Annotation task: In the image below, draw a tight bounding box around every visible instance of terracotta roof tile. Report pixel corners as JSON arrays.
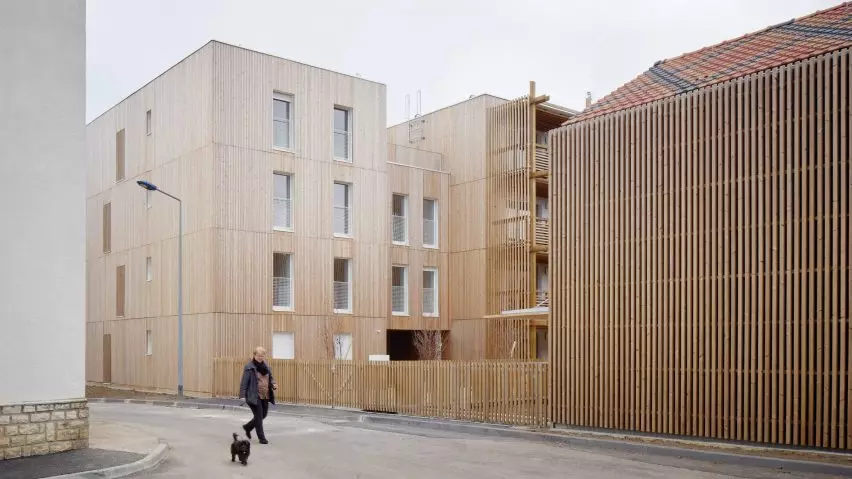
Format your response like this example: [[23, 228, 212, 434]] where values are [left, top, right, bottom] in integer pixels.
[[571, 2, 852, 122]]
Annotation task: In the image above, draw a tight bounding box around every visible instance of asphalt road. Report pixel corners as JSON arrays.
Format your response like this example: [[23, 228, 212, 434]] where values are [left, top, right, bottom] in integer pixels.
[[90, 403, 844, 479]]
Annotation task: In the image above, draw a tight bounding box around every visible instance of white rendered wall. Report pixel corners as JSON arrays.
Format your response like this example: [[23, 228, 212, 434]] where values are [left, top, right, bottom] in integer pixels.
[[0, 0, 86, 404]]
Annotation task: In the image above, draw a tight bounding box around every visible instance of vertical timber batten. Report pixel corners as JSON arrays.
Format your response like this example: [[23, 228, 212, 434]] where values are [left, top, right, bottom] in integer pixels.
[[550, 48, 851, 449]]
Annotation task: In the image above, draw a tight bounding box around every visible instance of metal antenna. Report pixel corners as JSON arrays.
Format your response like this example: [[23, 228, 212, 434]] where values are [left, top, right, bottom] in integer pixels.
[[416, 90, 422, 115], [405, 94, 410, 120]]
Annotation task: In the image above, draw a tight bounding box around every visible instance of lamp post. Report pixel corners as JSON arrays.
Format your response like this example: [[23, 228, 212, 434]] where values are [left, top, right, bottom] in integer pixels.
[[137, 180, 184, 397]]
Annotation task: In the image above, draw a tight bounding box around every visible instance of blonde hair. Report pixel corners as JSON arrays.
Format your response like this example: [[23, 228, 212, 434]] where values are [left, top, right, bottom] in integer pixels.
[[253, 346, 266, 356]]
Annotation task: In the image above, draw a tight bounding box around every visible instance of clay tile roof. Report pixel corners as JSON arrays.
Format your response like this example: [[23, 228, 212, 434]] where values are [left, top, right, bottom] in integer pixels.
[[571, 2, 852, 123]]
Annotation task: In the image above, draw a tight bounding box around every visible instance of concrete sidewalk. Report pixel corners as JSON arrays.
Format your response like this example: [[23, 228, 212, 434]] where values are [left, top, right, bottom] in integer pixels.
[[0, 419, 165, 479]]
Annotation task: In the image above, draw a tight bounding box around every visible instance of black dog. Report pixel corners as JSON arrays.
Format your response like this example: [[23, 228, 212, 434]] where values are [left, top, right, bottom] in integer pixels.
[[231, 432, 251, 465]]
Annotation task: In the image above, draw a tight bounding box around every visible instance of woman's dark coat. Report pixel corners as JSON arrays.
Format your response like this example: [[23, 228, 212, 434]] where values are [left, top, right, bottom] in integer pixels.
[[239, 361, 276, 406]]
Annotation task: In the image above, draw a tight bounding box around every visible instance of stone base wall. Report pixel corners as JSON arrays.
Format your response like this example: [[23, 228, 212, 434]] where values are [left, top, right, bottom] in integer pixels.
[[0, 399, 89, 460]]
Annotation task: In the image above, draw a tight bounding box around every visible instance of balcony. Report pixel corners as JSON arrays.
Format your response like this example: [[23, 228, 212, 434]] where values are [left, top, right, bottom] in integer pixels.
[[535, 217, 549, 246]]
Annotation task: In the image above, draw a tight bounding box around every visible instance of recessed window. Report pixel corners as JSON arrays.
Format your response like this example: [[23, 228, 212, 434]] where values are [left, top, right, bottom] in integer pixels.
[[333, 107, 351, 161], [272, 332, 295, 360], [391, 265, 408, 316], [273, 253, 293, 311], [333, 258, 352, 313], [103, 202, 111, 254], [146, 256, 152, 282], [273, 93, 293, 150], [116, 265, 126, 318], [333, 182, 352, 237], [146, 110, 152, 136], [146, 330, 153, 356], [273, 173, 293, 231], [333, 333, 353, 360], [423, 199, 438, 248], [145, 189, 152, 209], [392, 194, 408, 245], [423, 268, 438, 317], [116, 129, 125, 182]]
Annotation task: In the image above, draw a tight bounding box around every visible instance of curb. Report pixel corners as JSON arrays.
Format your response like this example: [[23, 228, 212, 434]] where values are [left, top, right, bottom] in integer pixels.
[[360, 414, 852, 477], [43, 443, 168, 479], [89, 397, 363, 418]]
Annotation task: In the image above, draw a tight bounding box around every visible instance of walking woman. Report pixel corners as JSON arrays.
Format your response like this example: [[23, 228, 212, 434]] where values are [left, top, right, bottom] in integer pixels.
[[239, 346, 277, 444]]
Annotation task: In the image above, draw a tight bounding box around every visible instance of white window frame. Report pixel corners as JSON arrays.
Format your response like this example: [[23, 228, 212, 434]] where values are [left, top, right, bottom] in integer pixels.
[[391, 194, 408, 245], [422, 267, 438, 317], [333, 333, 353, 360], [333, 258, 352, 314], [273, 92, 294, 151], [423, 198, 438, 248], [333, 182, 352, 237], [272, 332, 295, 360], [333, 106, 352, 162], [391, 265, 409, 316], [145, 256, 153, 282], [146, 330, 153, 356], [273, 252, 294, 312], [273, 172, 293, 232], [146, 109, 152, 136]]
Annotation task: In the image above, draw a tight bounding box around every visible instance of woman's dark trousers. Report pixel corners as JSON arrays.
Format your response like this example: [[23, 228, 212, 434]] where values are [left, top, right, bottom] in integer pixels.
[[244, 399, 269, 440]]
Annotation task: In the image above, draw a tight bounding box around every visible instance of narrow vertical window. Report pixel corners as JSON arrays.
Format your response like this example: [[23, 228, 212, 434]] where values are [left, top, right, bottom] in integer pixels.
[[333, 107, 351, 161], [116, 129, 125, 182], [423, 199, 438, 248], [146, 330, 153, 356], [273, 93, 293, 149], [103, 202, 111, 254], [273, 173, 293, 230], [146, 110, 152, 136], [392, 194, 408, 244], [273, 253, 293, 310], [391, 265, 408, 315], [116, 265, 126, 318], [146, 256, 153, 282], [333, 258, 352, 313], [423, 268, 438, 317], [333, 182, 352, 236]]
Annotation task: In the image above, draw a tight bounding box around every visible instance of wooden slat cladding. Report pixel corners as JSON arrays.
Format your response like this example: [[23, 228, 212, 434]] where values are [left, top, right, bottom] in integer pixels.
[[487, 97, 532, 314], [550, 48, 851, 449]]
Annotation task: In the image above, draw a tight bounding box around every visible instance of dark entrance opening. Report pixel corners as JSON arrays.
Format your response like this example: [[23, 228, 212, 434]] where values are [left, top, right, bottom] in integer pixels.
[[386, 330, 418, 360]]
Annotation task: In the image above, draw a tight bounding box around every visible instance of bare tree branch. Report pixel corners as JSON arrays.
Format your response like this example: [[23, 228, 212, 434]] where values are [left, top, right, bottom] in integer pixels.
[[412, 330, 448, 360]]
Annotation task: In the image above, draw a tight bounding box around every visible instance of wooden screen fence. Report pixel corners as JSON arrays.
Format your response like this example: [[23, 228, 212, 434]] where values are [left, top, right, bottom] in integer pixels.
[[214, 358, 548, 426], [551, 48, 851, 449]]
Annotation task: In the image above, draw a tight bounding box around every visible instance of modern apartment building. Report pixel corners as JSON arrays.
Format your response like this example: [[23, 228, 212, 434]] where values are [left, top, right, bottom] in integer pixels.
[[86, 40, 573, 395]]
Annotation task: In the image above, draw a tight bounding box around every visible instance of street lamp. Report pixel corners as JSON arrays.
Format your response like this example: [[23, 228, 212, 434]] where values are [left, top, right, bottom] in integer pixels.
[[137, 180, 184, 398]]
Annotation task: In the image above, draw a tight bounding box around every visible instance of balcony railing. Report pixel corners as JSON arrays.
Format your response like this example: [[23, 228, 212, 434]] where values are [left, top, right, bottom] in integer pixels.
[[273, 197, 292, 230], [535, 217, 549, 246], [392, 215, 407, 243], [334, 206, 351, 236], [392, 285, 407, 314], [273, 276, 292, 309], [535, 146, 549, 172], [535, 290, 549, 307], [422, 287, 436, 316], [423, 219, 437, 247], [333, 281, 351, 311]]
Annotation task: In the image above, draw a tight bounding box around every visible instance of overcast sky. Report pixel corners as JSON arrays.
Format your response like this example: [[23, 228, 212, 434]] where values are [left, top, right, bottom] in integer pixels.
[[87, 0, 839, 125]]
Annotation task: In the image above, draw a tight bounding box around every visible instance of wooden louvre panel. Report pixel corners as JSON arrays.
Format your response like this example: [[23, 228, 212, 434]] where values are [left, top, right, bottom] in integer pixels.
[[550, 48, 851, 449], [116, 264, 125, 318], [102, 202, 111, 254], [116, 128, 125, 182]]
